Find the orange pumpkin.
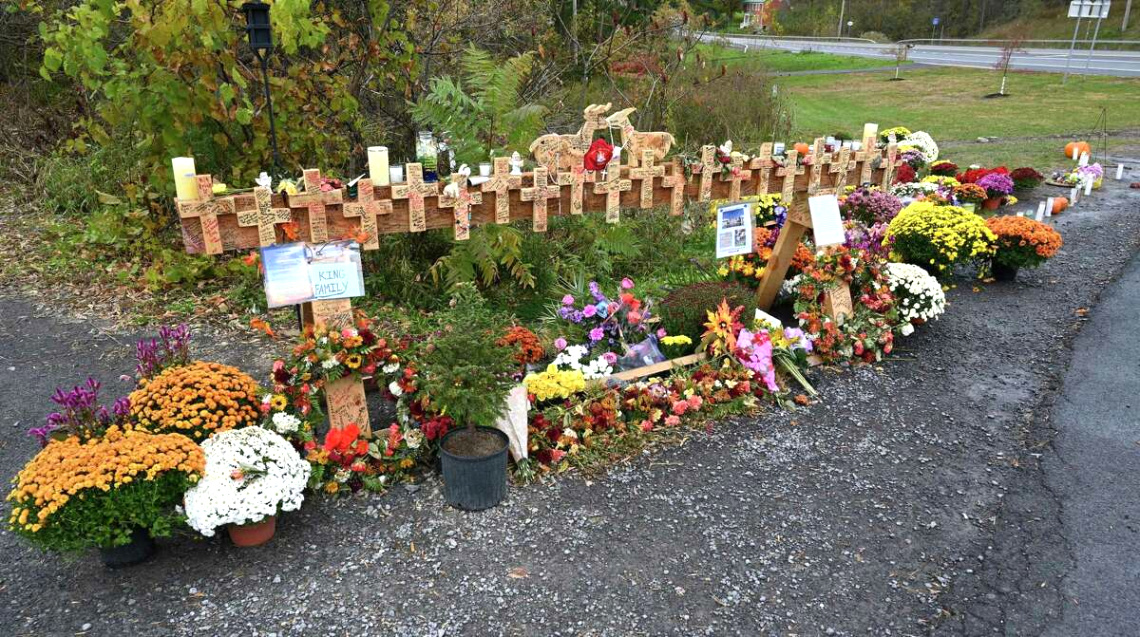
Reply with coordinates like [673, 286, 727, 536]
[1064, 141, 1091, 159]
[793, 142, 811, 156]
[1052, 197, 1069, 214]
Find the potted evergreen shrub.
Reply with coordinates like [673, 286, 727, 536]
[418, 288, 517, 510]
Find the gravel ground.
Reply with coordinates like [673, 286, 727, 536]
[1, 179, 1138, 637]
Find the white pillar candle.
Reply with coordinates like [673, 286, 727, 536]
[1072, 146, 1080, 160]
[1070, 187, 1079, 204]
[1079, 152, 1089, 167]
[368, 146, 390, 186]
[388, 165, 404, 184]
[1036, 202, 1046, 221]
[1116, 164, 1125, 180]
[1044, 198, 1053, 218]
[1084, 177, 1094, 196]
[172, 157, 198, 200]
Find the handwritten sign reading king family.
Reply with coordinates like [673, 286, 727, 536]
[261, 240, 365, 309]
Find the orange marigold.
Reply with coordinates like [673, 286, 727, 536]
[129, 361, 262, 442]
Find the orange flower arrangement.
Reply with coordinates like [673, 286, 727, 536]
[985, 215, 1063, 269]
[7, 426, 204, 550]
[497, 326, 546, 365]
[129, 361, 262, 441]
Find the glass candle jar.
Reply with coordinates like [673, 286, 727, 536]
[416, 131, 439, 182]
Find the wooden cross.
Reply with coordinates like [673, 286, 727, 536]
[807, 138, 830, 196]
[342, 179, 392, 249]
[880, 143, 900, 190]
[594, 163, 632, 223]
[858, 128, 878, 185]
[749, 143, 775, 196]
[778, 150, 805, 204]
[286, 169, 343, 243]
[439, 173, 483, 240]
[628, 150, 665, 208]
[556, 165, 591, 216]
[480, 157, 518, 225]
[520, 167, 561, 232]
[697, 145, 717, 202]
[238, 187, 291, 247]
[723, 154, 753, 201]
[661, 160, 687, 217]
[828, 147, 855, 196]
[176, 175, 235, 255]
[390, 163, 439, 233]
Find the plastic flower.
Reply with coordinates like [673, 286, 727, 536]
[700, 300, 745, 356]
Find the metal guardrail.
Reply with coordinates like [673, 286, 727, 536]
[711, 33, 1140, 50]
[715, 33, 879, 45]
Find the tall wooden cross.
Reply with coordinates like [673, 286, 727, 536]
[176, 175, 235, 255]
[697, 145, 717, 202]
[481, 157, 517, 224]
[628, 150, 665, 209]
[438, 174, 482, 241]
[749, 143, 775, 197]
[391, 163, 439, 233]
[807, 138, 830, 196]
[858, 130, 878, 185]
[828, 147, 855, 196]
[342, 179, 392, 250]
[520, 167, 561, 232]
[778, 150, 806, 203]
[723, 154, 753, 201]
[286, 169, 343, 243]
[880, 143, 900, 190]
[594, 162, 632, 223]
[556, 165, 590, 216]
[236, 187, 290, 247]
[662, 160, 687, 217]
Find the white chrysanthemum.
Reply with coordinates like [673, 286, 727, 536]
[184, 428, 310, 536]
[382, 363, 399, 374]
[388, 381, 403, 397]
[898, 131, 939, 163]
[320, 358, 338, 370]
[553, 344, 611, 380]
[885, 262, 947, 327]
[271, 412, 300, 434]
[889, 181, 939, 198]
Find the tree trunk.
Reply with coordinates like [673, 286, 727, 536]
[1124, 0, 1134, 31]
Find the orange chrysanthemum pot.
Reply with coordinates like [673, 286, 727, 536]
[228, 516, 277, 547]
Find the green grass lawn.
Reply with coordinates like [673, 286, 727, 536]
[697, 43, 904, 73]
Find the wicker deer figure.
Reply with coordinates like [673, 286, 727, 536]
[605, 107, 676, 168]
[529, 102, 612, 173]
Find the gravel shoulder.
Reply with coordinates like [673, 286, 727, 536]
[1, 181, 1138, 637]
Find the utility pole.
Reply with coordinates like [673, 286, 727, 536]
[1124, 0, 1133, 30]
[837, 0, 846, 38]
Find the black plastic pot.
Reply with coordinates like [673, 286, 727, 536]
[439, 427, 509, 511]
[99, 527, 155, 569]
[991, 261, 1019, 282]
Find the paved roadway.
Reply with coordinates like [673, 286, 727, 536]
[713, 35, 1140, 77]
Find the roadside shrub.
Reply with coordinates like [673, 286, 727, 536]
[659, 281, 757, 342]
[667, 71, 788, 150]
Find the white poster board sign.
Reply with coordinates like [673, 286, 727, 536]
[261, 240, 365, 308]
[715, 202, 754, 259]
[808, 194, 846, 248]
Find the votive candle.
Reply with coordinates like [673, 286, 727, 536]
[1045, 198, 1053, 218]
[172, 157, 198, 200]
[1117, 164, 1125, 180]
[389, 165, 404, 184]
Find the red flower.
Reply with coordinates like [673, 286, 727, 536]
[583, 138, 614, 171]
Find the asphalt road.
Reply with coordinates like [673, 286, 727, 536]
[714, 35, 1140, 77]
[1041, 248, 1140, 636]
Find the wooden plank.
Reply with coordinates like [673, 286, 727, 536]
[603, 353, 708, 383]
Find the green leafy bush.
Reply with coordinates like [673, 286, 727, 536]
[658, 281, 757, 342]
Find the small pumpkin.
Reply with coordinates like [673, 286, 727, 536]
[793, 142, 811, 156]
[1052, 196, 1069, 214]
[1064, 141, 1091, 160]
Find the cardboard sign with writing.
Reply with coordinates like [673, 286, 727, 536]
[325, 375, 370, 435]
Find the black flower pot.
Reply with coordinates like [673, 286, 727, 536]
[99, 527, 155, 569]
[439, 427, 509, 511]
[991, 261, 1019, 282]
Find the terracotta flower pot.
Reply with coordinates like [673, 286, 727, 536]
[982, 197, 1002, 210]
[228, 515, 277, 547]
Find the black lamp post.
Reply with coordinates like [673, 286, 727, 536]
[242, 2, 283, 176]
